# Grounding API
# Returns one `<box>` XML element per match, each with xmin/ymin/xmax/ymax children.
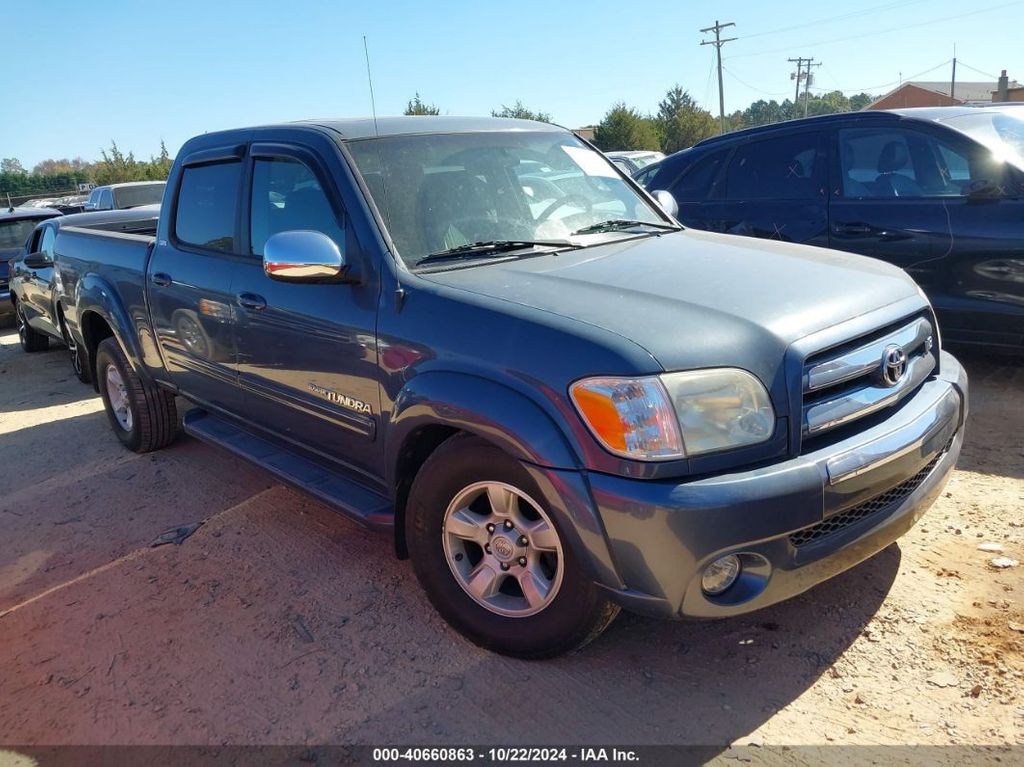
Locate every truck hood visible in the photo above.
<box><xmin>422</xmin><ymin>228</ymin><xmax>922</xmax><ymax>378</ymax></box>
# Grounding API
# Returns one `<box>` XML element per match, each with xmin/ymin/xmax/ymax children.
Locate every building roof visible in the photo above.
<box><xmin>869</xmin><ymin>80</ymin><xmax>1020</xmax><ymax>109</ymax></box>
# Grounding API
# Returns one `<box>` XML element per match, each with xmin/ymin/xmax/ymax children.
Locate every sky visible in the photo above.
<box><xmin>3</xmin><ymin>0</ymin><xmax>1020</xmax><ymax>168</ymax></box>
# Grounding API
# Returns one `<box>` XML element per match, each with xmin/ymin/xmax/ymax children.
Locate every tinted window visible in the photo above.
<box><xmin>633</xmin><ymin>163</ymin><xmax>659</xmax><ymax>187</ymax></box>
<box><xmin>174</xmin><ymin>161</ymin><xmax>242</xmax><ymax>252</ymax></box>
<box><xmin>113</xmin><ymin>183</ymin><xmax>165</xmax><ymax>209</ymax></box>
<box><xmin>722</xmin><ymin>133</ymin><xmax>823</xmax><ymax>200</ymax></box>
<box><xmin>0</xmin><ymin>219</ymin><xmax>39</xmax><ymax>248</ymax></box>
<box><xmin>838</xmin><ymin>127</ymin><xmax>993</xmax><ymax>198</ymax></box>
<box><xmin>668</xmin><ymin>149</ymin><xmax>729</xmax><ymax>201</ymax></box>
<box><xmin>250</xmin><ymin>157</ymin><xmax>344</xmax><ymax>256</ymax></box>
<box><xmin>99</xmin><ymin>188</ymin><xmax>114</xmax><ymax>209</ymax></box>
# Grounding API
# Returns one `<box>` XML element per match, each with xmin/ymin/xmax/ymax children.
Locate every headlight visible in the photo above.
<box><xmin>570</xmin><ymin>368</ymin><xmax>775</xmax><ymax>461</ymax></box>
<box><xmin>661</xmin><ymin>369</ymin><xmax>775</xmax><ymax>456</ymax></box>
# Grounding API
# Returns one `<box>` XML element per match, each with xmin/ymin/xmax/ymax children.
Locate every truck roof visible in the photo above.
<box><xmin>297</xmin><ymin>116</ymin><xmax>564</xmax><ymax>141</ymax></box>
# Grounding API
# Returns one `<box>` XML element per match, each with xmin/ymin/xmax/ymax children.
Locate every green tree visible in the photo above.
<box><xmin>1</xmin><ymin>158</ymin><xmax>25</xmax><ymax>174</ymax></box>
<box><xmin>91</xmin><ymin>141</ymin><xmax>149</xmax><ymax>184</ymax></box>
<box><xmin>592</xmin><ymin>103</ymin><xmax>661</xmax><ymax>152</ymax></box>
<box><xmin>145</xmin><ymin>141</ymin><xmax>173</xmax><ymax>180</ymax></box>
<box><xmin>849</xmin><ymin>92</ymin><xmax>875</xmax><ymax>111</ymax></box>
<box><xmin>491</xmin><ymin>100</ymin><xmax>551</xmax><ymax>122</ymax></box>
<box><xmin>656</xmin><ymin>85</ymin><xmax>718</xmax><ymax>153</ymax></box>
<box><xmin>404</xmin><ymin>92</ymin><xmax>440</xmax><ymax>115</ymax></box>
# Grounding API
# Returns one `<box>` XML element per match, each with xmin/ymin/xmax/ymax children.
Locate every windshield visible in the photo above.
<box><xmin>945</xmin><ymin>110</ymin><xmax>1024</xmax><ymax>170</ymax></box>
<box><xmin>113</xmin><ymin>182</ymin><xmax>166</xmax><ymax>209</ymax></box>
<box><xmin>0</xmin><ymin>219</ymin><xmax>40</xmax><ymax>250</ymax></box>
<box><xmin>346</xmin><ymin>131</ymin><xmax>666</xmax><ymax>266</ymax></box>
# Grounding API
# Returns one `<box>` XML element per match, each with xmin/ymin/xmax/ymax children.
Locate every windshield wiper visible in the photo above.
<box><xmin>416</xmin><ymin>239</ymin><xmax>577</xmax><ymax>267</ymax></box>
<box><xmin>571</xmin><ymin>219</ymin><xmax>680</xmax><ymax>236</ymax></box>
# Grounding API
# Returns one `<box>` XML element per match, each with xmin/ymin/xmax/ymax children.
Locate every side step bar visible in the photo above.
<box><xmin>182</xmin><ymin>409</ymin><xmax>394</xmax><ymax>531</ymax></box>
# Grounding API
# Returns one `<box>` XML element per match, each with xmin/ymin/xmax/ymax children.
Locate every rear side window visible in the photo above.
<box><xmin>669</xmin><ymin>149</ymin><xmax>729</xmax><ymax>201</ymax></box>
<box><xmin>249</xmin><ymin>157</ymin><xmax>344</xmax><ymax>257</ymax></box>
<box><xmin>174</xmin><ymin>161</ymin><xmax>242</xmax><ymax>252</ymax></box>
<box><xmin>722</xmin><ymin>133</ymin><xmax>823</xmax><ymax>200</ymax></box>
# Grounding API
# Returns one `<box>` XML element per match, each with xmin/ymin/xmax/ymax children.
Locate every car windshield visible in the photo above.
<box><xmin>346</xmin><ymin>130</ymin><xmax>666</xmax><ymax>267</ymax></box>
<box><xmin>0</xmin><ymin>219</ymin><xmax>40</xmax><ymax>249</ymax></box>
<box><xmin>945</xmin><ymin>110</ymin><xmax>1024</xmax><ymax>170</ymax></box>
<box><xmin>113</xmin><ymin>183</ymin><xmax>166</xmax><ymax>209</ymax></box>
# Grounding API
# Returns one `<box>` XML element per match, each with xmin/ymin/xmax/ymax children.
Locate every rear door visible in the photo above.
<box><xmin>147</xmin><ymin>148</ymin><xmax>244</xmax><ymax>412</ymax></box>
<box><xmin>231</xmin><ymin>138</ymin><xmax>384</xmax><ymax>483</ymax></box>
<box><xmin>688</xmin><ymin>131</ymin><xmax>829</xmax><ymax>246</ymax></box>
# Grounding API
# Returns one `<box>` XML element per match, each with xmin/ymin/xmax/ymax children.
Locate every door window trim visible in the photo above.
<box><xmin>243</xmin><ymin>142</ymin><xmax>349</xmax><ymax>261</ymax></box>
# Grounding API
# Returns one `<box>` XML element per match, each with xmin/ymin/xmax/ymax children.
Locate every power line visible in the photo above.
<box><xmin>956</xmin><ymin>60</ymin><xmax>1001</xmax><ymax>79</ymax></box>
<box><xmin>740</xmin><ymin>0</ymin><xmax>927</xmax><ymax>41</ymax></box>
<box><xmin>701</xmin><ymin>20</ymin><xmax>738</xmax><ymax>134</ymax></box>
<box><xmin>721</xmin><ymin>65</ymin><xmax>790</xmax><ymax>98</ymax></box>
<box><xmin>727</xmin><ymin>1</ymin><xmax>1023</xmax><ymax>60</ymax></box>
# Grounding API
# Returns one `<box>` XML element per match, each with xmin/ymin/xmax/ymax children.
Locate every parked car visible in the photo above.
<box><xmin>636</xmin><ymin>106</ymin><xmax>1024</xmax><ymax>352</ymax></box>
<box><xmin>606</xmin><ymin>150</ymin><xmax>665</xmax><ymax>174</ymax></box>
<box><xmin>53</xmin><ymin>194</ymin><xmax>88</xmax><ymax>214</ymax></box>
<box><xmin>0</xmin><ymin>206</ymin><xmax>62</xmax><ymax>323</ymax></box>
<box><xmin>18</xmin><ymin>198</ymin><xmax>59</xmax><ymax>209</ymax></box>
<box><xmin>10</xmin><ymin>206</ymin><xmax>161</xmax><ymax>380</ymax></box>
<box><xmin>83</xmin><ymin>181</ymin><xmax>166</xmax><ymax>212</ymax></box>
<box><xmin>55</xmin><ymin>116</ymin><xmax>966</xmax><ymax>658</ymax></box>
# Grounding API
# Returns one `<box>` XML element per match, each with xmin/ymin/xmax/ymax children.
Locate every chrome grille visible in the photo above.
<box><xmin>802</xmin><ymin>316</ymin><xmax>936</xmax><ymax>439</ymax></box>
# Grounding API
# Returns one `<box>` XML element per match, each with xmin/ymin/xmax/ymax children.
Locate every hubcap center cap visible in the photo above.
<box><xmin>490</xmin><ymin>533</ymin><xmax>520</xmax><ymax>562</ymax></box>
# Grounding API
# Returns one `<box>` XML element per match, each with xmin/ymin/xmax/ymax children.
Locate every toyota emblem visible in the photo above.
<box><xmin>880</xmin><ymin>344</ymin><xmax>908</xmax><ymax>387</ymax></box>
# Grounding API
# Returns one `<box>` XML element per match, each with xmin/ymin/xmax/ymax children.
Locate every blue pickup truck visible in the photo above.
<box><xmin>52</xmin><ymin>116</ymin><xmax>968</xmax><ymax>657</ymax></box>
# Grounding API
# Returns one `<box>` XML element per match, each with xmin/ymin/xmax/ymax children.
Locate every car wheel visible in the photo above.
<box><xmin>16</xmin><ymin>304</ymin><xmax>49</xmax><ymax>352</ymax></box>
<box><xmin>406</xmin><ymin>433</ymin><xmax>619</xmax><ymax>658</ymax></box>
<box><xmin>95</xmin><ymin>337</ymin><xmax>178</xmax><ymax>453</ymax></box>
<box><xmin>60</xmin><ymin>316</ymin><xmax>91</xmax><ymax>384</ymax></box>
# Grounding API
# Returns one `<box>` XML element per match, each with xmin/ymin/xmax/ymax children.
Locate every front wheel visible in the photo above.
<box><xmin>95</xmin><ymin>337</ymin><xmax>178</xmax><ymax>453</ymax></box>
<box><xmin>406</xmin><ymin>434</ymin><xmax>619</xmax><ymax>658</ymax></box>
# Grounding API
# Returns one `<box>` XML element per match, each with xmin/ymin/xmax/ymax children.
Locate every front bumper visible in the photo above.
<box><xmin>570</xmin><ymin>351</ymin><xmax>968</xmax><ymax>619</ymax></box>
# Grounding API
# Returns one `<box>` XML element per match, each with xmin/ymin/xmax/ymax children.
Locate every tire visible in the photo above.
<box><xmin>16</xmin><ymin>303</ymin><xmax>49</xmax><ymax>353</ymax></box>
<box><xmin>95</xmin><ymin>337</ymin><xmax>178</xmax><ymax>453</ymax></box>
<box><xmin>406</xmin><ymin>433</ymin><xmax>619</xmax><ymax>658</ymax></box>
<box><xmin>60</xmin><ymin>315</ymin><xmax>91</xmax><ymax>385</ymax></box>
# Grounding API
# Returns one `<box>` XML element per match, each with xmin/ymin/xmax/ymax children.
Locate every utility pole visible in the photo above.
<box><xmin>950</xmin><ymin>57</ymin><xmax>957</xmax><ymax>101</ymax></box>
<box><xmin>789</xmin><ymin>57</ymin><xmax>807</xmax><ymax>113</ymax></box>
<box><xmin>802</xmin><ymin>58</ymin><xmax>821</xmax><ymax>117</ymax></box>
<box><xmin>701</xmin><ymin>20</ymin><xmax>737</xmax><ymax>134</ymax></box>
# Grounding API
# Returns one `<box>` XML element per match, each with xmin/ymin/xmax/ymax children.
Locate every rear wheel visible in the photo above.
<box><xmin>60</xmin><ymin>315</ymin><xmax>91</xmax><ymax>384</ymax></box>
<box><xmin>406</xmin><ymin>433</ymin><xmax>619</xmax><ymax>658</ymax></box>
<box><xmin>95</xmin><ymin>337</ymin><xmax>177</xmax><ymax>453</ymax></box>
<box><xmin>16</xmin><ymin>304</ymin><xmax>49</xmax><ymax>353</ymax></box>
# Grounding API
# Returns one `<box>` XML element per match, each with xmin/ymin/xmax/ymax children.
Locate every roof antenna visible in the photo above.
<box><xmin>363</xmin><ymin>35</ymin><xmax>380</xmax><ymax>138</ymax></box>
<box><xmin>363</xmin><ymin>35</ymin><xmax>405</xmax><ymax>311</ymax></box>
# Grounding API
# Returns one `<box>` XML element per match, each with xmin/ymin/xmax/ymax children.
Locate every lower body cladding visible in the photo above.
<box><xmin>538</xmin><ymin>352</ymin><xmax>968</xmax><ymax>620</ymax></box>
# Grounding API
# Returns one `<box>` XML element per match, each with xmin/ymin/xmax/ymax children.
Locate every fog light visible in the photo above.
<box><xmin>702</xmin><ymin>555</ymin><xmax>741</xmax><ymax>595</ymax></box>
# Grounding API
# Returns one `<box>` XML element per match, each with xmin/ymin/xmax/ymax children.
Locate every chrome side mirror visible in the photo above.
<box><xmin>263</xmin><ymin>230</ymin><xmax>350</xmax><ymax>283</ymax></box>
<box><xmin>652</xmin><ymin>189</ymin><xmax>679</xmax><ymax>219</ymax></box>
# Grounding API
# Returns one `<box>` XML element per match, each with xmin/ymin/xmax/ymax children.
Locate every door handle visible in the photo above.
<box><xmin>832</xmin><ymin>222</ymin><xmax>873</xmax><ymax>235</ymax></box>
<box><xmin>236</xmin><ymin>292</ymin><xmax>267</xmax><ymax>311</ymax></box>
<box><xmin>151</xmin><ymin>272</ymin><xmax>172</xmax><ymax>287</ymax></box>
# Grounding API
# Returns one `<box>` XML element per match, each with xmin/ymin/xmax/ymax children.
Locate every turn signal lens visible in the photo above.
<box><xmin>570</xmin><ymin>377</ymin><xmax>684</xmax><ymax>460</ymax></box>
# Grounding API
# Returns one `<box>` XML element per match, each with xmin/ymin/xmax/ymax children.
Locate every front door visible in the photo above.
<box><xmin>231</xmin><ymin>143</ymin><xmax>383</xmax><ymax>484</ymax></box>
<box><xmin>148</xmin><ymin>155</ymin><xmax>244</xmax><ymax>412</ymax></box>
<box><xmin>830</xmin><ymin>124</ymin><xmax>1024</xmax><ymax>347</ymax></box>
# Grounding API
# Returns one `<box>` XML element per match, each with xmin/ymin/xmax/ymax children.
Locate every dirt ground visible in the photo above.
<box><xmin>0</xmin><ymin>326</ymin><xmax>1021</xmax><ymax>753</ymax></box>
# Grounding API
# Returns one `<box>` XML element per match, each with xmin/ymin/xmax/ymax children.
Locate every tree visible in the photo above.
<box><xmin>656</xmin><ymin>85</ymin><xmax>718</xmax><ymax>153</ymax></box>
<box><xmin>32</xmin><ymin>157</ymin><xmax>91</xmax><ymax>175</ymax></box>
<box><xmin>491</xmin><ymin>100</ymin><xmax>551</xmax><ymax>122</ymax></box>
<box><xmin>849</xmin><ymin>92</ymin><xmax>874</xmax><ymax>111</ymax></box>
<box><xmin>1</xmin><ymin>158</ymin><xmax>25</xmax><ymax>174</ymax></box>
<box><xmin>145</xmin><ymin>141</ymin><xmax>173</xmax><ymax>180</ymax></box>
<box><xmin>91</xmin><ymin>141</ymin><xmax>149</xmax><ymax>184</ymax></box>
<box><xmin>404</xmin><ymin>92</ymin><xmax>440</xmax><ymax>116</ymax></box>
<box><xmin>592</xmin><ymin>103</ymin><xmax>661</xmax><ymax>152</ymax></box>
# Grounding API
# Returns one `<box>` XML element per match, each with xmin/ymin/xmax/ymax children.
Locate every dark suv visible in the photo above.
<box><xmin>638</xmin><ymin>106</ymin><xmax>1024</xmax><ymax>351</ymax></box>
